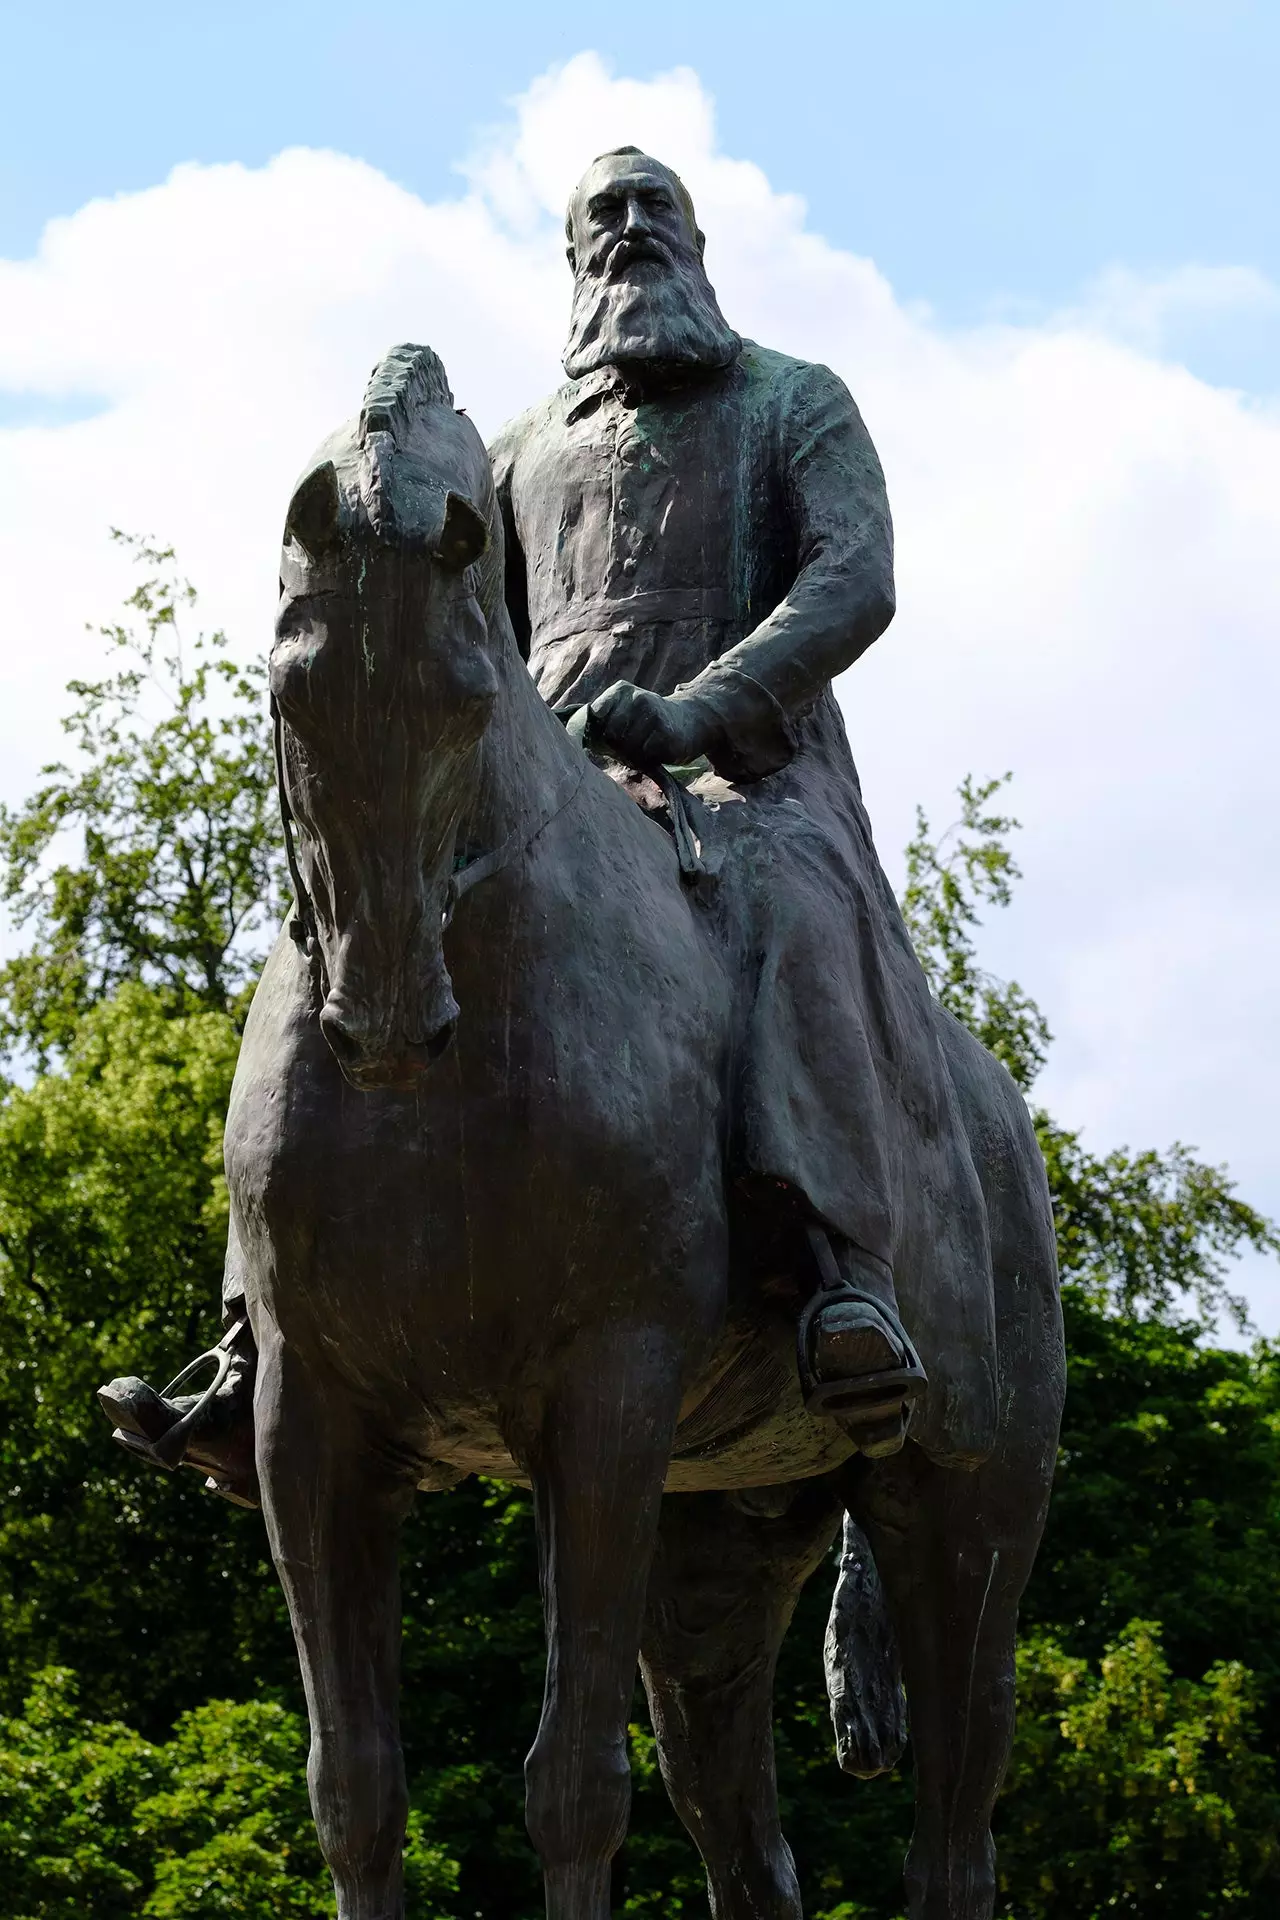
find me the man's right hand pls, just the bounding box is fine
[585,680,717,769]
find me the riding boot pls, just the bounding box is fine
[96,1316,260,1508]
[798,1226,927,1460]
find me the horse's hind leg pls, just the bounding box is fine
[523,1322,686,1920]
[256,1328,416,1920]
[640,1482,843,1919]
[854,1428,1056,1920]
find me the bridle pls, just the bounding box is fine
[271,689,321,962]
[270,688,587,988]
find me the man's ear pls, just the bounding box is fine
[565,242,577,272]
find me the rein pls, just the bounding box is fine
[441,757,586,930]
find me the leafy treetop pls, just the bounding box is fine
[901,771,1052,1092]
[0,532,288,1064]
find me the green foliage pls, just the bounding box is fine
[0,532,286,1062]
[1026,1293,1280,1746]
[0,1668,159,1918]
[395,1477,550,1914]
[999,1620,1280,1916]
[0,1670,459,1919]
[904,771,1279,1328]
[1040,1120,1277,1327]
[0,984,293,1731]
[901,772,1051,1090]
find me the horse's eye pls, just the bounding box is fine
[270,629,330,720]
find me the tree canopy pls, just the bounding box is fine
[0,533,287,1064]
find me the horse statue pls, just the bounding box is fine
[225,341,1064,1920]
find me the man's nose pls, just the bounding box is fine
[622,194,654,237]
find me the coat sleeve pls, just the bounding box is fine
[487,419,532,661]
[679,362,896,781]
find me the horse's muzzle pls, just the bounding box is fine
[319,987,459,1091]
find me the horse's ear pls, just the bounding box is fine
[286,460,340,558]
[436,491,489,572]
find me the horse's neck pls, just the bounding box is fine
[464,632,581,856]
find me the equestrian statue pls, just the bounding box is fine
[99,148,1065,1920]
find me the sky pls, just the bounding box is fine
[1,3,1277,1326]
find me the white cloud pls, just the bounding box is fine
[1076,260,1280,352]
[2,51,1277,1321]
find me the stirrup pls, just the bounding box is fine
[797,1231,927,1420]
[106,1321,245,1471]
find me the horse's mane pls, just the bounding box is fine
[349,342,508,629]
[359,344,454,444]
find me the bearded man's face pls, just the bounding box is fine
[563,154,740,382]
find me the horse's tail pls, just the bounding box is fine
[824,1510,907,1777]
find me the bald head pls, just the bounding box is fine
[561,147,738,383]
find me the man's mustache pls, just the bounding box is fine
[599,234,677,280]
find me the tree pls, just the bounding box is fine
[0,1669,459,1919]
[0,533,287,1063]
[0,985,294,1732]
[998,1620,1280,1916]
[1025,1299,1280,1751]
[900,772,1051,1091]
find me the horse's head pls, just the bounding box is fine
[270,344,500,1090]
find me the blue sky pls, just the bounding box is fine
[4,1,1277,391]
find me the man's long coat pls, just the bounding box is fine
[490,341,997,1462]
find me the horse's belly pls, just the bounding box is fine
[404,1314,854,1492]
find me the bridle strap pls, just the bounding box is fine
[442,757,586,930]
[270,691,320,957]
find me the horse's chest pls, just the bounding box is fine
[228,1011,714,1331]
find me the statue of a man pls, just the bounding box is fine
[99,146,998,1497]
[489,148,995,1465]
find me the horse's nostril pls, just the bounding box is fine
[319,1005,363,1066]
[425,1017,456,1062]
[320,998,455,1087]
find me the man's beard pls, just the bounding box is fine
[563,238,741,383]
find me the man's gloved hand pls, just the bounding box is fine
[585,680,719,769]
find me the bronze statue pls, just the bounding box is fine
[99,151,1064,1920]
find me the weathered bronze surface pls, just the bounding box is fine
[108,150,1065,1920]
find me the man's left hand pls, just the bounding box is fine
[585,681,715,769]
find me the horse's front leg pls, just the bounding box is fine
[256,1325,416,1920]
[524,1321,684,1920]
